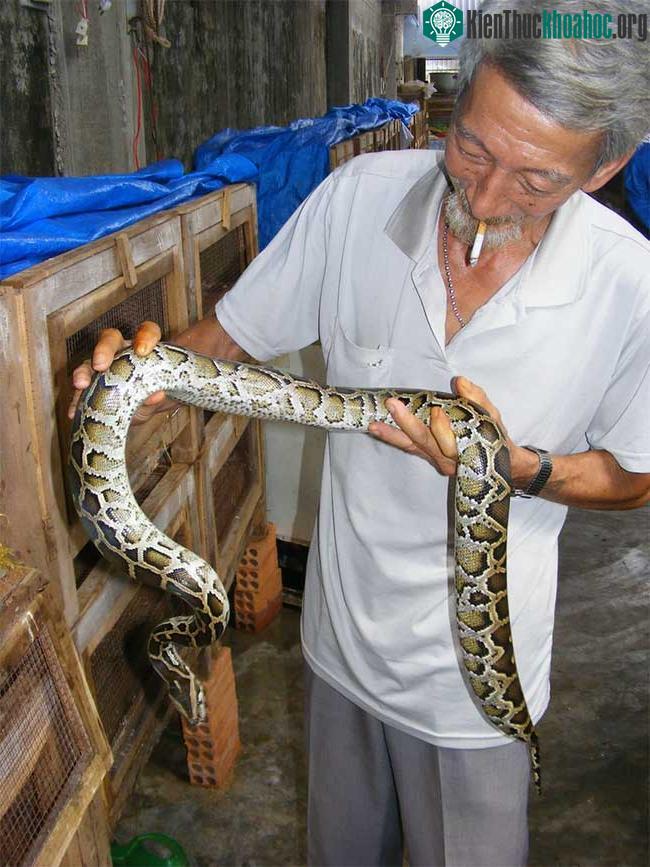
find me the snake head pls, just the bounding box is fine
[168,677,206,725]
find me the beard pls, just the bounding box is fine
[445,175,525,249]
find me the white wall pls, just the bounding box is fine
[263,345,326,544]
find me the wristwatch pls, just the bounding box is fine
[512,445,553,498]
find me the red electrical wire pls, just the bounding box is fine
[132,44,143,170]
[139,46,162,162]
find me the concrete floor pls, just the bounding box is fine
[116,505,649,866]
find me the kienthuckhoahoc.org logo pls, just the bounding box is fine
[466,8,648,41]
[423,1,464,46]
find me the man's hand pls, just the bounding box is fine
[368,376,539,487]
[67,321,167,422]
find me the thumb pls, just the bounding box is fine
[453,376,509,438]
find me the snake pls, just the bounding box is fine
[68,342,541,791]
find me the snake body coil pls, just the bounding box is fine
[69,343,540,790]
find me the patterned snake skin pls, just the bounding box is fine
[68,343,541,790]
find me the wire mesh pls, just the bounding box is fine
[199,224,248,317]
[133,450,173,507]
[73,539,103,589]
[200,225,250,426]
[90,585,172,747]
[0,627,92,867]
[212,425,255,542]
[65,276,170,374]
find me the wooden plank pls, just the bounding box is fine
[0,290,79,621]
[116,233,138,289]
[178,190,256,304]
[222,186,232,231]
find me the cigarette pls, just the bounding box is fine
[469,221,487,267]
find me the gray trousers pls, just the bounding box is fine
[304,663,530,867]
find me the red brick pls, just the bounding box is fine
[240,523,278,568]
[234,567,283,612]
[181,645,241,790]
[234,591,282,633]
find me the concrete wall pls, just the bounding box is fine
[49,0,137,175]
[1,0,328,175]
[0,2,55,175]
[1,0,138,176]
[148,0,328,167]
[350,0,383,102]
[327,0,401,106]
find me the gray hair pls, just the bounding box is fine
[457,0,650,168]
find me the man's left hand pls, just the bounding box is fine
[368,376,537,485]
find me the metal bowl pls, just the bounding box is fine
[431,72,459,95]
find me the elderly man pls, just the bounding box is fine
[71,0,650,863]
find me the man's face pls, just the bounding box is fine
[444,63,604,246]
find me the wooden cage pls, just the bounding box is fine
[353,130,375,157]
[73,462,201,826]
[0,565,112,867]
[173,185,266,585]
[174,182,258,323]
[196,415,265,590]
[0,213,200,627]
[0,212,204,829]
[410,110,428,149]
[328,139,356,171]
[328,116,417,171]
[0,181,267,828]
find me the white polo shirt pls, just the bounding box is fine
[217,150,650,748]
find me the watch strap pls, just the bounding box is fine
[512,445,553,498]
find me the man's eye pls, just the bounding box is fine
[458,144,488,162]
[519,180,551,196]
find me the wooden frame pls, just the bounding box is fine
[373,124,388,153]
[409,110,428,149]
[174,183,258,323]
[329,138,355,171]
[353,130,375,156]
[73,461,200,827]
[0,565,112,867]
[197,416,265,593]
[328,116,412,172]
[0,213,199,626]
[58,792,111,867]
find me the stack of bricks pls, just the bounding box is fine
[181,645,241,788]
[233,523,283,633]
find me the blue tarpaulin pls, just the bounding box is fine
[624,141,650,234]
[194,98,418,249]
[0,157,258,279]
[0,98,418,279]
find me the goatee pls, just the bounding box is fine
[445,176,524,249]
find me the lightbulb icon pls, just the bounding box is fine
[431,8,456,45]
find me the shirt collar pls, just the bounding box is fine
[384,161,450,263]
[384,161,590,310]
[518,191,590,309]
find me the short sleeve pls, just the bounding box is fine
[216,171,336,362]
[585,309,650,472]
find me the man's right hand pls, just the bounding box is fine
[68,320,168,423]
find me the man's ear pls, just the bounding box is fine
[582,149,635,193]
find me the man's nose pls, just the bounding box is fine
[465,166,516,221]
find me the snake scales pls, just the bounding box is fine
[69,343,540,790]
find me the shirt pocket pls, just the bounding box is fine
[327,322,394,389]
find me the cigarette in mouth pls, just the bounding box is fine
[469,221,487,267]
